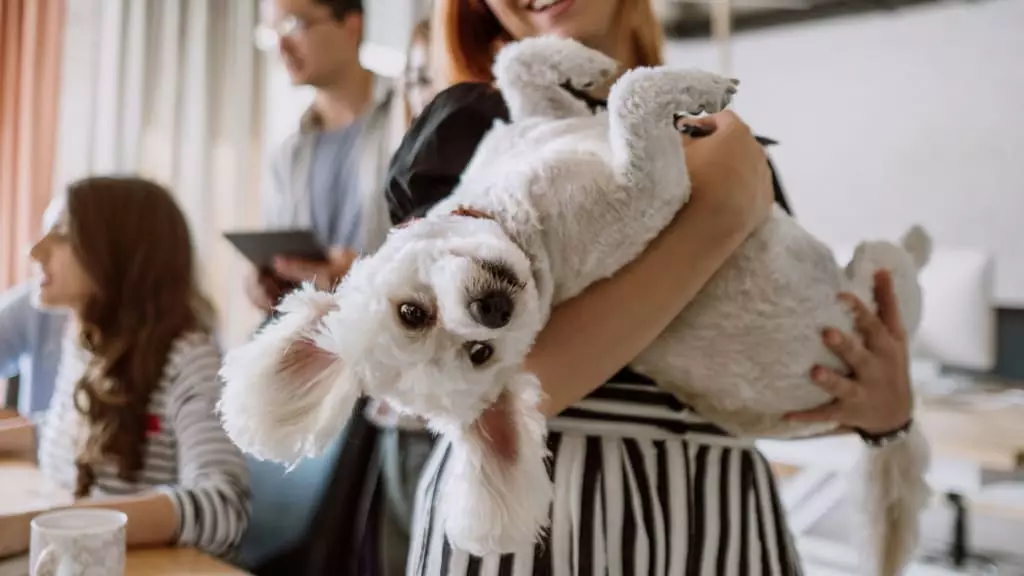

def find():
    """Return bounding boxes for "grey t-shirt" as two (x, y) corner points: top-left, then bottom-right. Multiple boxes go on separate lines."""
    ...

(309, 116), (367, 252)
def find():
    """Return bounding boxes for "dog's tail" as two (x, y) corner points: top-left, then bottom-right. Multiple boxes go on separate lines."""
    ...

(854, 425), (932, 576)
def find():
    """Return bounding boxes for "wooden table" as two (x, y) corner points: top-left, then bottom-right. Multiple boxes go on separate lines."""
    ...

(0, 460), (249, 575)
(913, 383), (1024, 471)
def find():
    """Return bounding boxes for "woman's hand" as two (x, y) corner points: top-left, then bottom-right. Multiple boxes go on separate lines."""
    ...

(678, 110), (775, 237)
(785, 270), (914, 435)
(0, 511), (32, 558)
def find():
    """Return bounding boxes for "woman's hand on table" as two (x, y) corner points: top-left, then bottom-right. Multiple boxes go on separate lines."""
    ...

(272, 246), (359, 291)
(0, 511), (32, 558)
(785, 270), (914, 435)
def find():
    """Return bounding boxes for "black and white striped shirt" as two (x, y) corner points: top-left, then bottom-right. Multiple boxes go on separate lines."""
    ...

(36, 329), (251, 557)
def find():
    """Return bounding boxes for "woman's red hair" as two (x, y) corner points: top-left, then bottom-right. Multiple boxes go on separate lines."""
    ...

(431, 0), (665, 88)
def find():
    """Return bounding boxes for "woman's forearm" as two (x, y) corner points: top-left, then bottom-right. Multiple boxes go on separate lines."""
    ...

(71, 492), (179, 547)
(529, 208), (748, 417)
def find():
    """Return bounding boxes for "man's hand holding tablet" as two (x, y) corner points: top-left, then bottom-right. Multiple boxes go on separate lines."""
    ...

(225, 229), (357, 312)
(272, 247), (358, 290)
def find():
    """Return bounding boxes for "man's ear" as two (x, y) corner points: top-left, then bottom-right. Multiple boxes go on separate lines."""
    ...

(218, 283), (363, 464)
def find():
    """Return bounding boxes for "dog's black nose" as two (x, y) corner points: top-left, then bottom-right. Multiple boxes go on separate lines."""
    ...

(469, 292), (514, 329)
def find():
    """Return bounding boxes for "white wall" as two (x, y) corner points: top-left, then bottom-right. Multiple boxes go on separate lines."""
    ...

(666, 0), (1024, 307)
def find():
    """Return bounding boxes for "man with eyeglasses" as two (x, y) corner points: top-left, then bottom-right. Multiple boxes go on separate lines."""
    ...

(245, 1), (409, 575)
(249, 0), (396, 310)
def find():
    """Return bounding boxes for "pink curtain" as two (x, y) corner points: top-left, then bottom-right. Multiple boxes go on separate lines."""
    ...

(0, 0), (65, 290)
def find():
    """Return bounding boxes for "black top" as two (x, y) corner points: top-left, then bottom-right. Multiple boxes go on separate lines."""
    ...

(383, 81), (794, 385)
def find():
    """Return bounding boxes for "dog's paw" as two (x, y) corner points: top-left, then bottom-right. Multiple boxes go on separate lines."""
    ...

(610, 67), (740, 124)
(675, 69), (739, 115)
(495, 35), (618, 91)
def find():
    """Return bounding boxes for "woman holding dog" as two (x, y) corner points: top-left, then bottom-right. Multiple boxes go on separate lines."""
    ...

(376, 1), (917, 574)
(0, 177), (250, 558)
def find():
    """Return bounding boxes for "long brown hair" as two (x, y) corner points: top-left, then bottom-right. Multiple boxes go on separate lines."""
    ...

(65, 176), (215, 497)
(431, 0), (665, 88)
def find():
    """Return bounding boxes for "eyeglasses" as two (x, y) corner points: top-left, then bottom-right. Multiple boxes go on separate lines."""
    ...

(253, 14), (330, 51)
(403, 70), (433, 90)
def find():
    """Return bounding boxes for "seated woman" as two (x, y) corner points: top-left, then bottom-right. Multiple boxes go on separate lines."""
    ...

(0, 176), (250, 559)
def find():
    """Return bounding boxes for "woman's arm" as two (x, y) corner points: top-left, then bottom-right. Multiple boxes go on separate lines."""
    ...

(20, 337), (251, 555)
(532, 200), (751, 417)
(71, 492), (179, 547)
(532, 112), (775, 417)
(156, 335), (252, 556)
(1, 484), (180, 556)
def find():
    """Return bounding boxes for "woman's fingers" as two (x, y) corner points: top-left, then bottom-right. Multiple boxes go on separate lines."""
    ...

(822, 327), (873, 374)
(677, 114), (718, 145)
(873, 270), (907, 341)
(838, 292), (891, 350)
(810, 366), (860, 400)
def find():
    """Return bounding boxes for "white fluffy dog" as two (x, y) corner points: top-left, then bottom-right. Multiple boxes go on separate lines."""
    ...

(219, 37), (931, 574)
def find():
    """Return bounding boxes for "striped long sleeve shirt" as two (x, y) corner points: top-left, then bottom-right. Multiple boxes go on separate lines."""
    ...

(35, 330), (251, 557)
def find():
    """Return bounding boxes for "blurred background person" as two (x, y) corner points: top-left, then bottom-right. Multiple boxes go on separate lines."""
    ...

(0, 177), (250, 560)
(248, 0), (398, 314)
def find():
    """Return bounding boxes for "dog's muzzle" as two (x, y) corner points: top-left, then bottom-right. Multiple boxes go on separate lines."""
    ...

(468, 291), (514, 329)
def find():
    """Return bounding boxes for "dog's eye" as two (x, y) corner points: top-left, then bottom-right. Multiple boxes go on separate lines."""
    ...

(397, 302), (430, 329)
(465, 341), (494, 366)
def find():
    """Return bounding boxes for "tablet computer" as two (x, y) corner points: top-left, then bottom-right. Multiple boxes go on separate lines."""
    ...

(223, 229), (328, 269)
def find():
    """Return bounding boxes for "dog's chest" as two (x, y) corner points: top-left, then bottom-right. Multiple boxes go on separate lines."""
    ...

(462, 116), (612, 189)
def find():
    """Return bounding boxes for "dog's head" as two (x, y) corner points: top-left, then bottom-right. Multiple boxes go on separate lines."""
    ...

(217, 210), (544, 464)
(324, 209), (544, 429)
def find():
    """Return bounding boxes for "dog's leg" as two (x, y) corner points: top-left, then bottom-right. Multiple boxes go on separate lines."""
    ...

(439, 372), (552, 555)
(494, 36), (619, 121)
(607, 67), (738, 194)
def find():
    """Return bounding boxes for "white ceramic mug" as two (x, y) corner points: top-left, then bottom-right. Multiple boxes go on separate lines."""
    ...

(29, 509), (126, 576)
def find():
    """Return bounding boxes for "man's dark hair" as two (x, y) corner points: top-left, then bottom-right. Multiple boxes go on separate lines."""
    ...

(315, 0), (362, 20)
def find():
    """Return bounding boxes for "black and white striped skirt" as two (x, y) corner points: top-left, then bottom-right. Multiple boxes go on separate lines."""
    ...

(407, 380), (804, 576)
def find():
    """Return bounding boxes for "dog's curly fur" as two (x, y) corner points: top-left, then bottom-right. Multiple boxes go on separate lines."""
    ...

(218, 36), (931, 573)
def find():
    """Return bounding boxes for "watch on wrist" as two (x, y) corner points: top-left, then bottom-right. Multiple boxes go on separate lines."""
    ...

(854, 418), (914, 448)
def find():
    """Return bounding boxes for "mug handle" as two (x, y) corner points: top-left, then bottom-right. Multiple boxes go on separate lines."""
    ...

(32, 545), (76, 576)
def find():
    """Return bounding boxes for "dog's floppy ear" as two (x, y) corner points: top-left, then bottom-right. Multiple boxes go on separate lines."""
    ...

(218, 283), (364, 465)
(440, 372), (553, 555)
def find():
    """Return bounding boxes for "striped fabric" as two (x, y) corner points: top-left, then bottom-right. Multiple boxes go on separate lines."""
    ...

(408, 380), (804, 576)
(36, 330), (251, 557)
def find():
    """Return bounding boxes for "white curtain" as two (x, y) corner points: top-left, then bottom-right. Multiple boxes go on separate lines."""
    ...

(52, 0), (266, 346)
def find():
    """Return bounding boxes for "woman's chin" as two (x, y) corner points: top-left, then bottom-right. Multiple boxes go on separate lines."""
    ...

(31, 288), (64, 311)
